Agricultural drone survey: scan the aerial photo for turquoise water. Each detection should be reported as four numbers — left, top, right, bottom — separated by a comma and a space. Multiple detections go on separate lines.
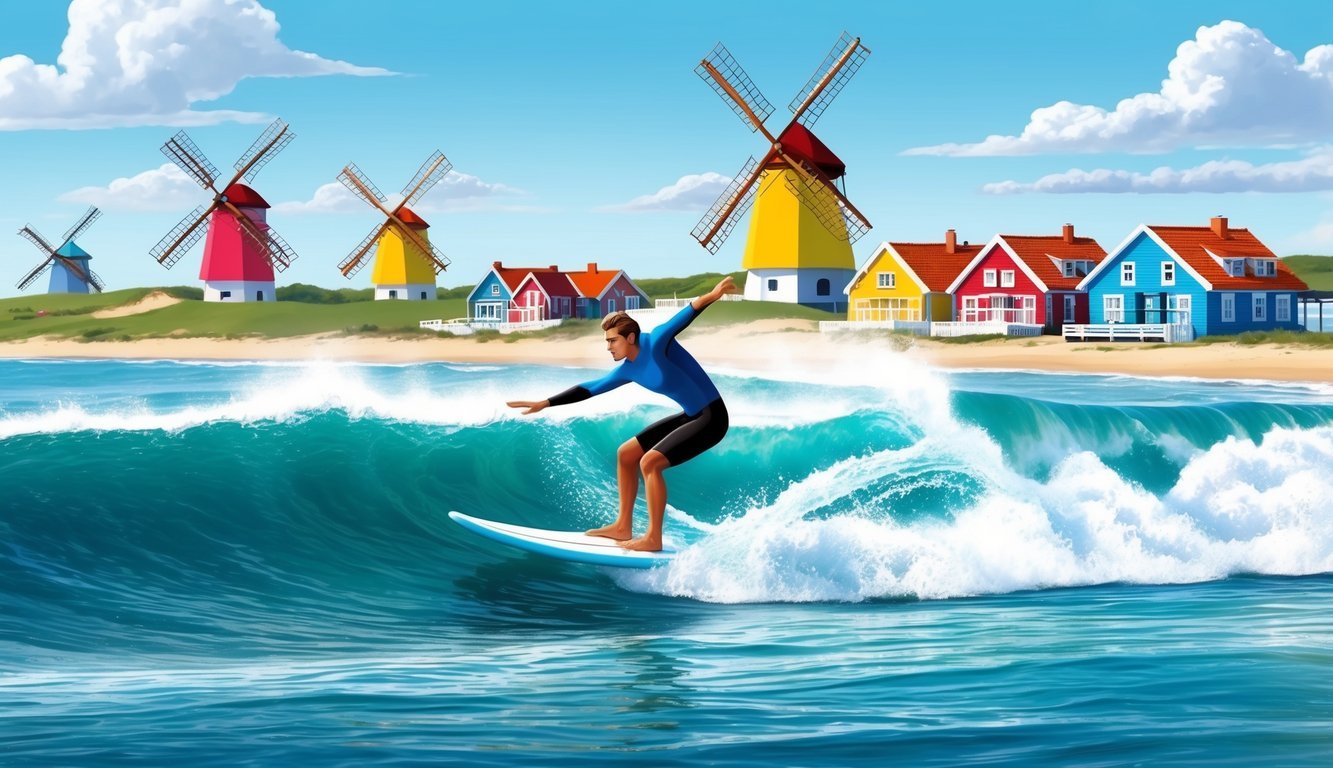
2, 358, 1331, 765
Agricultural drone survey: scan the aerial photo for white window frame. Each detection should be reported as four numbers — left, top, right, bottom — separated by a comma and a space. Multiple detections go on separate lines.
1228, 260, 1245, 277
1252, 293, 1266, 321
1121, 262, 1135, 286
1276, 294, 1290, 322
1221, 293, 1235, 323
490, 284, 500, 296
625, 295, 640, 310
877, 272, 895, 289
1063, 261, 1075, 278
1161, 261, 1175, 286
962, 296, 980, 322
1104, 294, 1124, 322
1169, 295, 1192, 326
1063, 294, 1077, 323
983, 269, 997, 288
1000, 270, 1015, 288
1256, 260, 1276, 277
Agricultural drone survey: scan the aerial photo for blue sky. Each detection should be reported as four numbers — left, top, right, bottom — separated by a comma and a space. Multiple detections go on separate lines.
2, 0, 1332, 294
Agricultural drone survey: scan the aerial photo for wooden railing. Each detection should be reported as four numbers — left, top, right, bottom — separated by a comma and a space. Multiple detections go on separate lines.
1062, 323, 1194, 342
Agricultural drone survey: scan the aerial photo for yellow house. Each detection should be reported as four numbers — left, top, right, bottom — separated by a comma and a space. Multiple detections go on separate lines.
845, 230, 981, 322
371, 206, 438, 301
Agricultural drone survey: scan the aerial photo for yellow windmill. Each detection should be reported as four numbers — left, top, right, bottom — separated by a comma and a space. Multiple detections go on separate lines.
692, 33, 872, 311
336, 151, 453, 300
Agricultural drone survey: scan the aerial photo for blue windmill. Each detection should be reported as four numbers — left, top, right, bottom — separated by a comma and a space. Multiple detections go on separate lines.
15, 206, 105, 294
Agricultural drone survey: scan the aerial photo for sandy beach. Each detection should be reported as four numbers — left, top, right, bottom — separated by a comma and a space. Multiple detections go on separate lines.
2, 318, 1330, 383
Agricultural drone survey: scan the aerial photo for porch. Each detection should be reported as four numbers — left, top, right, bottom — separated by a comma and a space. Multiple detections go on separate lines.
1062, 323, 1195, 342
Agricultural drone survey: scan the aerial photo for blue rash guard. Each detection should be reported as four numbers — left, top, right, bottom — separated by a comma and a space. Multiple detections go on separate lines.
553, 304, 721, 416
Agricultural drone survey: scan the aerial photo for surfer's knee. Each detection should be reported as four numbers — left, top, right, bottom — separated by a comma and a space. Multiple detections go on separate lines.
618, 439, 644, 466
640, 450, 670, 476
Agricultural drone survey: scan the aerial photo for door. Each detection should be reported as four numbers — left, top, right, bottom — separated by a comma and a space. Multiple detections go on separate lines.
1063, 294, 1076, 324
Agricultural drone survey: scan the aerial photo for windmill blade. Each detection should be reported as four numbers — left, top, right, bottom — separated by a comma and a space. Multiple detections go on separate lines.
17, 225, 58, 258
87, 268, 106, 293
400, 150, 454, 208
161, 130, 220, 192
61, 206, 102, 246
15, 256, 54, 291
779, 154, 872, 243
788, 32, 870, 129
339, 222, 390, 277
150, 205, 212, 268
696, 43, 775, 135
52, 253, 94, 286
387, 218, 450, 274
224, 204, 299, 272
690, 156, 764, 254
235, 118, 295, 184
338, 164, 390, 212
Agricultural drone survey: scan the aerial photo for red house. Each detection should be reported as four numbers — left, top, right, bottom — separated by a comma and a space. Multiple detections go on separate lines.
947, 224, 1107, 331
511, 271, 581, 322
564, 262, 650, 318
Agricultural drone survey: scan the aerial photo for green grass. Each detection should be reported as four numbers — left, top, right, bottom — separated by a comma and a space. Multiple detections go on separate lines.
1185, 329, 1333, 348
1285, 255, 1333, 290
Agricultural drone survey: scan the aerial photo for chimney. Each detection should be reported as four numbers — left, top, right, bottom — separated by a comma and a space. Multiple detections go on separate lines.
549, 265, 558, 271
587, 262, 598, 273
1062, 223, 1075, 243
945, 229, 957, 254
1211, 215, 1229, 239
493, 260, 502, 269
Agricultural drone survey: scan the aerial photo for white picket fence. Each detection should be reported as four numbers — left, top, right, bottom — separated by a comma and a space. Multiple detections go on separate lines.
1062, 323, 1195, 342
818, 319, 931, 335
419, 317, 564, 335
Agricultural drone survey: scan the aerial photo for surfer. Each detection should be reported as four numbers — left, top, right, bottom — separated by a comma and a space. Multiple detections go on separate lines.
507, 275, 735, 552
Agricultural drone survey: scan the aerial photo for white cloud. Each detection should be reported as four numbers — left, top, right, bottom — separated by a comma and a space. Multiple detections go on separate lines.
984, 146, 1333, 194
58, 163, 202, 211
906, 21, 1333, 156
600, 172, 732, 212
273, 171, 530, 215
1283, 216, 1333, 253
0, 0, 392, 130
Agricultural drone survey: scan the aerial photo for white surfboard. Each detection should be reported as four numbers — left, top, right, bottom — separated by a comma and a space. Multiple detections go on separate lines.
448, 511, 677, 569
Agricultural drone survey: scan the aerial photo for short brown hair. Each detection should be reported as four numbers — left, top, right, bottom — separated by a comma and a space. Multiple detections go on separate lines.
601, 311, 640, 344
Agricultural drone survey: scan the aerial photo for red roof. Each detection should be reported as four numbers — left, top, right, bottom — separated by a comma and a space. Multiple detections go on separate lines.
774, 123, 845, 180
397, 206, 429, 229
890, 242, 983, 292
565, 263, 621, 298
520, 270, 580, 298
492, 261, 559, 291
999, 234, 1107, 290
222, 183, 269, 209
1148, 225, 1308, 290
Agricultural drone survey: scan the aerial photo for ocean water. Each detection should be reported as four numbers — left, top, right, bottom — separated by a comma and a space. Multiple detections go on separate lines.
2, 356, 1332, 766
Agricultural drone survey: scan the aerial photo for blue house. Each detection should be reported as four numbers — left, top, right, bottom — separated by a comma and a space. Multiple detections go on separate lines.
465, 261, 559, 324
1076, 217, 1308, 339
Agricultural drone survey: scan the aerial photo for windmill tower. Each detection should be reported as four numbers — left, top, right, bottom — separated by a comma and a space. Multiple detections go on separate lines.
149, 119, 300, 302
335, 151, 453, 300
15, 206, 106, 294
692, 33, 872, 311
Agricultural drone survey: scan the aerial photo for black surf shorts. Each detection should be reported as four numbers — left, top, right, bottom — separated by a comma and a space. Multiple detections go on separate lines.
634, 398, 729, 466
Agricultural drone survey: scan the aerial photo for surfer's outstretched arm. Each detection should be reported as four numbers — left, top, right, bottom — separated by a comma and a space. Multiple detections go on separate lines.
507, 368, 628, 415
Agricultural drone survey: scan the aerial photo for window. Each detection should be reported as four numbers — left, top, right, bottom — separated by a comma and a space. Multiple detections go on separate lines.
1121, 262, 1135, 286
1161, 262, 1175, 286
1252, 293, 1266, 321
1256, 260, 1276, 277
389, 290, 398, 299
1227, 260, 1244, 277
491, 284, 500, 296
608, 299, 616, 313
1169, 295, 1192, 325
983, 269, 997, 287
816, 278, 830, 296
626, 296, 640, 310
962, 296, 979, 322
767, 278, 778, 291
877, 272, 895, 289
1063, 294, 1076, 323
1000, 270, 1015, 288
220, 290, 232, 299
1221, 293, 1235, 322
1104, 295, 1124, 322
1276, 294, 1291, 322
256, 290, 264, 301
1063, 261, 1075, 278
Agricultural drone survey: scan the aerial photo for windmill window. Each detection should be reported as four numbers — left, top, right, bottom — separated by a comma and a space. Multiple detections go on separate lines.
220, 290, 232, 299
421, 291, 428, 300
389, 290, 398, 299
768, 279, 778, 291
877, 273, 895, 289
817, 279, 831, 296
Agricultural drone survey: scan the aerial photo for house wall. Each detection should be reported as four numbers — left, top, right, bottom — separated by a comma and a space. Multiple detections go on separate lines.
953, 245, 1046, 324
202, 280, 275, 303
747, 267, 853, 312
846, 253, 924, 321
1204, 290, 1305, 334
596, 274, 648, 316
1085, 232, 1207, 335
467, 271, 511, 320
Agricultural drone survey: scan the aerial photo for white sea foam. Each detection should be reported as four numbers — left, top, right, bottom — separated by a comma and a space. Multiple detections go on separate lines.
618, 424, 1333, 603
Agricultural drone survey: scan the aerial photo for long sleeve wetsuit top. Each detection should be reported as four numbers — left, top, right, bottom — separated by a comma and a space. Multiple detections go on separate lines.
550, 304, 721, 416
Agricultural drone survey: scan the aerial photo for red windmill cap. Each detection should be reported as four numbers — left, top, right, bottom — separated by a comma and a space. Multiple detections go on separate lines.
397, 206, 430, 229
776, 123, 846, 180
222, 183, 270, 208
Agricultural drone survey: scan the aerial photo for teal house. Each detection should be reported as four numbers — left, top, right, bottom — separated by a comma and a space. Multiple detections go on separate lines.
1075, 217, 1308, 340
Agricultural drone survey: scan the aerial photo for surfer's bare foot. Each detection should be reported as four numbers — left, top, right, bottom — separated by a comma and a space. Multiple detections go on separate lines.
587, 524, 632, 541
619, 535, 662, 552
